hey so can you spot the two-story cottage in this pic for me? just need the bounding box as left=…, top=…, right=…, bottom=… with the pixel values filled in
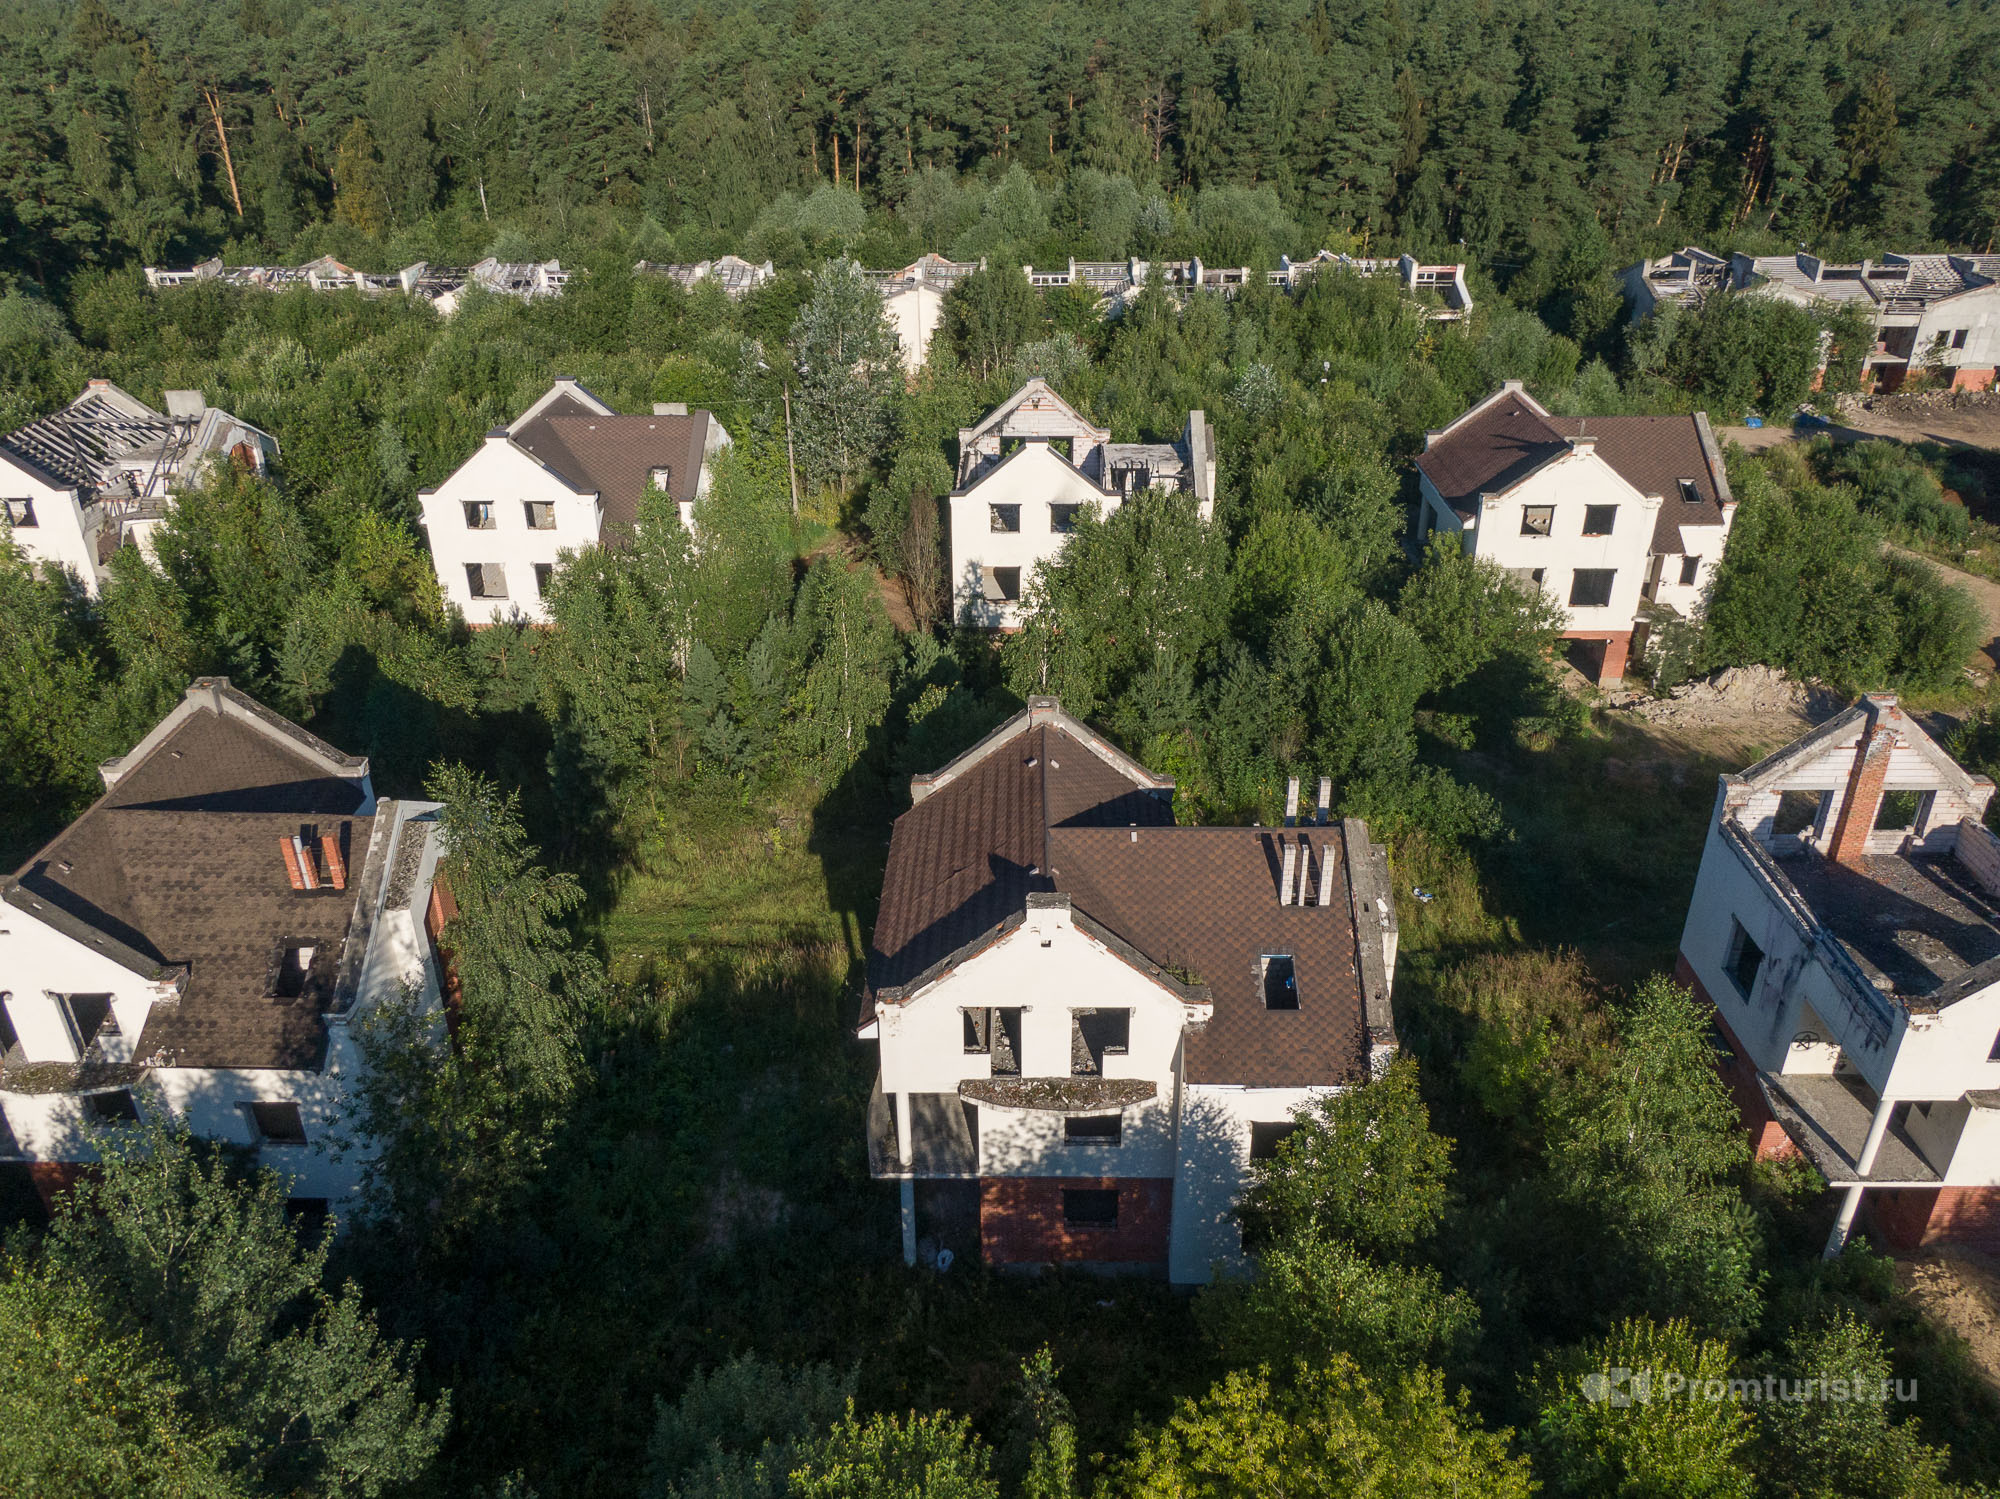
left=1678, top=695, right=2000, bottom=1256
left=1, top=382, right=277, bottom=594
left=417, top=378, right=731, bottom=624
left=951, top=381, right=1216, bottom=628
left=0, top=679, right=449, bottom=1212
left=1415, top=382, right=1736, bottom=683
left=862, top=699, right=1398, bottom=1283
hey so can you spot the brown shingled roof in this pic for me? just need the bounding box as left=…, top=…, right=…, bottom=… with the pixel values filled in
left=510, top=408, right=711, bottom=534
left=5, top=696, right=376, bottom=1070
left=1415, top=391, right=1568, bottom=517
left=868, top=706, right=1372, bottom=1088
left=1545, top=415, right=1730, bottom=556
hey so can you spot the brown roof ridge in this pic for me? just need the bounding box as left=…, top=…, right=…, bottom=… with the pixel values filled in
left=909, top=698, right=1172, bottom=807
left=98, top=678, right=367, bottom=798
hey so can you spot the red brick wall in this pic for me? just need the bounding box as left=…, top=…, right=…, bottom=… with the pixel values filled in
left=27, top=1161, right=90, bottom=1214
left=1920, top=1187, right=2000, bottom=1254
left=1677, top=954, right=1798, bottom=1161
left=980, top=1176, right=1172, bottom=1266
left=1830, top=718, right=1894, bottom=866
left=1866, top=1187, right=1941, bottom=1253
left=1951, top=367, right=1996, bottom=393
left=1559, top=631, right=1634, bottom=686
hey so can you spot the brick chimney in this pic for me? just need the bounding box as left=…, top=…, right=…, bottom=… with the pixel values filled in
left=1828, top=696, right=1901, bottom=866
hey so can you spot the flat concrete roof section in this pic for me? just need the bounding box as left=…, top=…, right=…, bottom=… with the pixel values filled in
left=1758, top=1072, right=1942, bottom=1185
left=1778, top=851, right=2000, bottom=997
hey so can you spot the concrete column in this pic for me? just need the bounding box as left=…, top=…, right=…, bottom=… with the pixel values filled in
left=1825, top=1183, right=1866, bottom=1258
left=894, top=1090, right=914, bottom=1168
left=900, top=1179, right=917, bottom=1267
left=1855, top=1095, right=1896, bottom=1177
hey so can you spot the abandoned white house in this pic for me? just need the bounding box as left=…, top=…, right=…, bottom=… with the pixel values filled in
left=1679, top=695, right=2000, bottom=1257
left=1024, top=252, right=1473, bottom=321
left=862, top=698, right=1399, bottom=1283
left=1415, top=382, right=1736, bottom=684
left=633, top=255, right=778, bottom=300
left=0, top=679, right=450, bottom=1212
left=0, top=381, right=277, bottom=595
left=417, top=378, right=731, bottom=625
left=1621, top=247, right=2000, bottom=393
left=144, top=254, right=570, bottom=316
left=951, top=380, right=1216, bottom=628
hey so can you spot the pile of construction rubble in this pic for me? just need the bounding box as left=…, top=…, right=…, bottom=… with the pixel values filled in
left=1621, top=665, right=1828, bottom=728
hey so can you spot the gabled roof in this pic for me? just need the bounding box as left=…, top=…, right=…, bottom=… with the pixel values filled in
left=1420, top=384, right=1732, bottom=552
left=870, top=699, right=1376, bottom=1087
left=959, top=378, right=1109, bottom=452
left=949, top=432, right=1111, bottom=499
left=510, top=411, right=713, bottom=530
left=3, top=679, right=384, bottom=1070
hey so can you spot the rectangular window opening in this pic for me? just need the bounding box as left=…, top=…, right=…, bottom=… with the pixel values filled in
left=1990, top=1028, right=2000, bottom=1063
left=247, top=1101, right=307, bottom=1145
left=1952, top=329, right=1969, bottom=350
left=524, top=500, right=556, bottom=530
left=463, top=501, right=494, bottom=529
left=962, top=1008, right=991, bottom=1054
left=1582, top=504, right=1617, bottom=536
left=989, top=503, right=1021, bottom=533
left=60, top=994, right=114, bottom=1052
left=1248, top=1121, right=1298, bottom=1161
left=272, top=943, right=316, bottom=999
left=1521, top=505, right=1554, bottom=537
left=84, top=1089, right=140, bottom=1124
left=1062, top=1187, right=1119, bottom=1228
left=533, top=562, right=554, bottom=598
left=990, top=1008, right=1023, bottom=1076
left=465, top=563, right=507, bottom=600
left=4, top=498, right=36, bottom=528
left=982, top=566, right=1021, bottom=603
left=1261, top=954, right=1299, bottom=1011
left=1773, top=790, right=1828, bottom=838
left=1049, top=503, right=1082, bottom=534
left=1678, top=554, right=1701, bottom=586
left=1727, top=918, right=1765, bottom=999
left=1071, top=1008, right=1130, bottom=1075
left=1875, top=789, right=1925, bottom=832
left=1063, top=1114, right=1122, bottom=1146
left=1569, top=568, right=1616, bottom=608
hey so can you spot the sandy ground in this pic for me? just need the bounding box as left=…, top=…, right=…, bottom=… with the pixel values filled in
left=1896, top=1250, right=2000, bottom=1403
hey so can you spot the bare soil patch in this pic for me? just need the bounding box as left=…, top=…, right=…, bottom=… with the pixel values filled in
left=1601, top=666, right=1831, bottom=755
left=1896, top=1249, right=2000, bottom=1402
left=1835, top=391, right=2000, bottom=454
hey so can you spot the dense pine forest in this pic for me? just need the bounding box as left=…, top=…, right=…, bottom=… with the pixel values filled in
left=6, top=0, right=2000, bottom=1496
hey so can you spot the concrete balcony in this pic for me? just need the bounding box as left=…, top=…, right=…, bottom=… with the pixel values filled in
left=1758, top=1071, right=1946, bottom=1186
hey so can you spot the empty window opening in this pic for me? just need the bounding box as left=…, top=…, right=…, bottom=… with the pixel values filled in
left=1678, top=554, right=1701, bottom=586
left=963, top=1008, right=991, bottom=1054
left=1521, top=505, right=1554, bottom=537
left=1952, top=329, right=1970, bottom=351
left=982, top=566, right=1021, bottom=603
left=1071, top=1009, right=1131, bottom=1075
left=4, top=498, right=36, bottom=528
left=465, top=563, right=507, bottom=600
left=1678, top=478, right=1702, bottom=505
left=534, top=562, right=554, bottom=599
left=1569, top=569, right=1616, bottom=607
left=1990, top=1028, right=2000, bottom=1062
left=1248, top=1121, right=1299, bottom=1161
left=1875, top=789, right=1925, bottom=832
left=1112, top=464, right=1150, bottom=495
left=60, top=994, right=114, bottom=1052
left=524, top=500, right=556, bottom=530
left=1062, top=1187, right=1119, bottom=1227
left=463, top=500, right=494, bottom=529
left=1509, top=566, right=1546, bottom=588
left=990, top=1008, right=1023, bottom=1076
left=246, top=1101, right=307, bottom=1145
left=1726, top=919, right=1765, bottom=999
left=84, top=1089, right=140, bottom=1124
left=272, top=943, right=316, bottom=999
left=649, top=466, right=672, bottom=490
left=1049, top=503, right=1082, bottom=534
left=989, top=503, right=1021, bottom=533
left=1772, top=790, right=1827, bottom=838
left=1064, top=1114, right=1122, bottom=1146
left=1261, top=954, right=1299, bottom=1010
left=1582, top=504, right=1617, bottom=536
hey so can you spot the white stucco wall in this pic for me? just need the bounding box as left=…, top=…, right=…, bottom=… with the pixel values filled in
left=0, top=459, right=100, bottom=593
left=418, top=438, right=601, bottom=625
left=950, top=444, right=1116, bottom=628
left=0, top=912, right=174, bottom=1064
left=1423, top=449, right=1660, bottom=635
left=1168, top=1081, right=1325, bottom=1284
left=875, top=904, right=1192, bottom=1180
left=883, top=283, right=946, bottom=371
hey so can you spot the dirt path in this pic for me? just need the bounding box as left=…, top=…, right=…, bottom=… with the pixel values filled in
left=1890, top=544, right=2000, bottom=672
left=1896, top=1251, right=2000, bottom=1404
